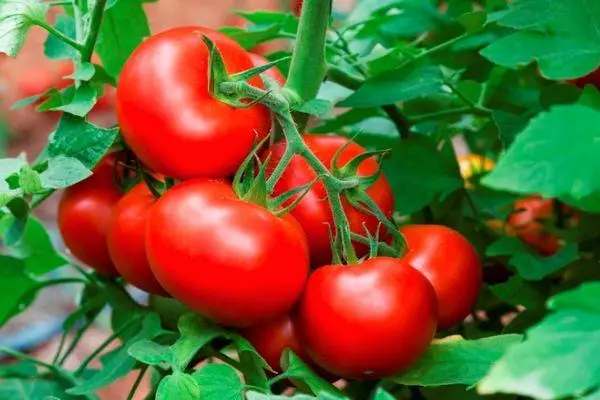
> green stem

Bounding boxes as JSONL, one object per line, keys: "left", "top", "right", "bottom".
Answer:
{"left": 81, "top": 0, "right": 108, "bottom": 62}
{"left": 205, "top": 347, "right": 243, "bottom": 369}
{"left": 127, "top": 366, "right": 148, "bottom": 400}
{"left": 284, "top": 0, "right": 331, "bottom": 103}
{"left": 59, "top": 309, "right": 102, "bottom": 366}
{"left": 35, "top": 20, "right": 85, "bottom": 53}
{"left": 409, "top": 106, "right": 490, "bottom": 124}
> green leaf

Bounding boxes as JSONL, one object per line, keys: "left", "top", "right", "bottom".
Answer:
{"left": 1, "top": 199, "right": 29, "bottom": 245}
{"left": 18, "top": 164, "right": 42, "bottom": 195}
{"left": 394, "top": 335, "right": 522, "bottom": 387}
{"left": 0, "top": 0, "right": 48, "bottom": 57}
{"left": 281, "top": 350, "right": 344, "bottom": 398}
{"left": 482, "top": 105, "right": 600, "bottom": 213}
{"left": 478, "top": 282, "right": 600, "bottom": 399}
{"left": 490, "top": 276, "right": 548, "bottom": 309}
{"left": 48, "top": 114, "right": 118, "bottom": 169}
{"left": 96, "top": 0, "right": 151, "bottom": 77}
{"left": 0, "top": 256, "right": 37, "bottom": 326}
{"left": 292, "top": 99, "right": 334, "bottom": 117}
{"left": 491, "top": 110, "right": 529, "bottom": 148}
{"left": 54, "top": 84, "right": 98, "bottom": 117}
{"left": 0, "top": 379, "right": 79, "bottom": 400}
{"left": 481, "top": 0, "right": 600, "bottom": 79}
{"left": 128, "top": 340, "right": 171, "bottom": 367}
{"left": 372, "top": 388, "right": 396, "bottom": 400}
{"left": 246, "top": 393, "right": 316, "bottom": 400}
{"left": 39, "top": 156, "right": 92, "bottom": 189}
{"left": 192, "top": 364, "right": 243, "bottom": 400}
{"left": 66, "top": 62, "right": 96, "bottom": 81}
{"left": 0, "top": 156, "right": 26, "bottom": 192}
{"left": 486, "top": 237, "right": 579, "bottom": 281}
{"left": 170, "top": 313, "right": 225, "bottom": 371}
{"left": 420, "top": 385, "right": 514, "bottom": 400}
{"left": 340, "top": 63, "right": 444, "bottom": 107}
{"left": 0, "top": 361, "right": 38, "bottom": 378}
{"left": 43, "top": 13, "right": 76, "bottom": 60}
{"left": 68, "top": 313, "right": 163, "bottom": 395}
{"left": 156, "top": 371, "right": 200, "bottom": 400}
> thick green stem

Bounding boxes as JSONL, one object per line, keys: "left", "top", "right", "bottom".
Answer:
{"left": 81, "top": 0, "right": 108, "bottom": 62}
{"left": 284, "top": 0, "right": 331, "bottom": 104}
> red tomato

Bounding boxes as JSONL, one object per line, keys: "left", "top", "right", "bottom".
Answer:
{"left": 399, "top": 225, "right": 481, "bottom": 330}
{"left": 508, "top": 196, "right": 577, "bottom": 256}
{"left": 107, "top": 183, "right": 167, "bottom": 296}
{"left": 242, "top": 314, "right": 307, "bottom": 372}
{"left": 146, "top": 179, "right": 310, "bottom": 328}
{"left": 17, "top": 61, "right": 73, "bottom": 98}
{"left": 265, "top": 135, "right": 394, "bottom": 267}
{"left": 248, "top": 53, "right": 286, "bottom": 86}
{"left": 293, "top": 0, "right": 303, "bottom": 15}
{"left": 298, "top": 257, "right": 438, "bottom": 379}
{"left": 58, "top": 154, "right": 122, "bottom": 275}
{"left": 571, "top": 68, "right": 600, "bottom": 89}
{"left": 117, "top": 27, "right": 272, "bottom": 180}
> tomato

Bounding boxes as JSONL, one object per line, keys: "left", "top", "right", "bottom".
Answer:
{"left": 248, "top": 53, "right": 286, "bottom": 86}
{"left": 265, "top": 135, "right": 395, "bottom": 267}
{"left": 298, "top": 257, "right": 438, "bottom": 379}
{"left": 399, "top": 225, "right": 481, "bottom": 330}
{"left": 58, "top": 154, "right": 122, "bottom": 275}
{"left": 508, "top": 196, "right": 578, "bottom": 256}
{"left": 242, "top": 314, "right": 307, "bottom": 372}
{"left": 571, "top": 68, "right": 600, "bottom": 89}
{"left": 107, "top": 183, "right": 167, "bottom": 295}
{"left": 457, "top": 154, "right": 495, "bottom": 188}
{"left": 17, "top": 61, "right": 73, "bottom": 98}
{"left": 293, "top": 0, "right": 303, "bottom": 15}
{"left": 146, "top": 179, "right": 310, "bottom": 327}
{"left": 117, "top": 27, "right": 272, "bottom": 180}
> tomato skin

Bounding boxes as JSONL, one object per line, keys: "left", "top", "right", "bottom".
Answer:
{"left": 242, "top": 314, "right": 306, "bottom": 372}
{"left": 298, "top": 257, "right": 438, "bottom": 379}
{"left": 572, "top": 68, "right": 600, "bottom": 89}
{"left": 400, "top": 225, "right": 481, "bottom": 330}
{"left": 58, "top": 155, "right": 121, "bottom": 275}
{"left": 265, "top": 135, "right": 395, "bottom": 267}
{"left": 293, "top": 0, "right": 303, "bottom": 15}
{"left": 248, "top": 53, "right": 286, "bottom": 86}
{"left": 107, "top": 183, "right": 167, "bottom": 296}
{"left": 146, "top": 179, "right": 310, "bottom": 328}
{"left": 117, "top": 27, "right": 272, "bottom": 180}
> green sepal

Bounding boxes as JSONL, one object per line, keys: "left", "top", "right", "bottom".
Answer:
{"left": 229, "top": 56, "right": 291, "bottom": 83}
{"left": 272, "top": 175, "right": 322, "bottom": 216}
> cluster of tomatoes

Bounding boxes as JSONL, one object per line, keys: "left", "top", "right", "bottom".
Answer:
{"left": 58, "top": 26, "right": 482, "bottom": 380}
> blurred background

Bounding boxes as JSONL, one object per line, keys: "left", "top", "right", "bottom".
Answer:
{"left": 0, "top": 0, "right": 350, "bottom": 398}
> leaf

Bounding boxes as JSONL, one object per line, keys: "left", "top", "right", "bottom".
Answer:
{"left": 340, "top": 63, "right": 444, "bottom": 107}
{"left": 192, "top": 364, "right": 244, "bottom": 400}
{"left": 486, "top": 237, "right": 579, "bottom": 281}
{"left": 0, "top": 361, "right": 38, "bottom": 378}
{"left": 156, "top": 371, "right": 200, "bottom": 400}
{"left": 246, "top": 393, "right": 316, "bottom": 400}
{"left": 281, "top": 350, "right": 344, "bottom": 398}
{"left": 0, "top": 156, "right": 26, "bottom": 192}
{"left": 0, "top": 256, "right": 37, "bottom": 326}
{"left": 96, "top": 0, "right": 151, "bottom": 77}
{"left": 292, "top": 99, "right": 334, "bottom": 117}
{"left": 481, "top": 0, "right": 600, "bottom": 79}
{"left": 39, "top": 156, "right": 91, "bottom": 189}
{"left": 482, "top": 105, "right": 600, "bottom": 212}
{"left": 394, "top": 335, "right": 522, "bottom": 387}
{"left": 54, "top": 84, "right": 98, "bottom": 117}
{"left": 372, "top": 388, "right": 396, "bottom": 400}
{"left": 478, "top": 282, "right": 600, "bottom": 400}
{"left": 66, "top": 62, "right": 96, "bottom": 81}
{"left": 43, "top": 13, "right": 76, "bottom": 60}
{"left": 170, "top": 313, "right": 225, "bottom": 371}
{"left": 18, "top": 164, "right": 42, "bottom": 194}
{"left": 0, "top": 379, "right": 79, "bottom": 400}
{"left": 491, "top": 110, "right": 529, "bottom": 148}
{"left": 68, "top": 313, "right": 163, "bottom": 395}
{"left": 0, "top": 0, "right": 48, "bottom": 57}
{"left": 48, "top": 114, "right": 118, "bottom": 169}
{"left": 490, "top": 275, "right": 548, "bottom": 309}
{"left": 128, "top": 340, "right": 171, "bottom": 367}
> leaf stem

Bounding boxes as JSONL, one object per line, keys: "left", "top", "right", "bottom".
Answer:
{"left": 127, "top": 366, "right": 148, "bottom": 400}
{"left": 34, "top": 20, "right": 85, "bottom": 53}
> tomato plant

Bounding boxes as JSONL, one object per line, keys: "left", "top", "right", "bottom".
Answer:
{"left": 1, "top": 0, "right": 600, "bottom": 399}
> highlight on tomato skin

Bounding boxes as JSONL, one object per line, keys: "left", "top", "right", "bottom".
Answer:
{"left": 57, "top": 154, "right": 122, "bottom": 276}
{"left": 298, "top": 256, "right": 438, "bottom": 380}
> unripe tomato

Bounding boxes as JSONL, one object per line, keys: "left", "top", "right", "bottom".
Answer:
{"left": 457, "top": 154, "right": 495, "bottom": 188}
{"left": 298, "top": 257, "right": 438, "bottom": 379}
{"left": 265, "top": 135, "right": 395, "bottom": 267}
{"left": 400, "top": 225, "right": 482, "bottom": 330}
{"left": 58, "top": 154, "right": 122, "bottom": 275}
{"left": 117, "top": 27, "right": 272, "bottom": 180}
{"left": 248, "top": 53, "right": 286, "bottom": 86}
{"left": 107, "top": 183, "right": 167, "bottom": 296}
{"left": 146, "top": 179, "right": 310, "bottom": 328}
{"left": 242, "top": 314, "right": 306, "bottom": 372}
{"left": 508, "top": 196, "right": 578, "bottom": 256}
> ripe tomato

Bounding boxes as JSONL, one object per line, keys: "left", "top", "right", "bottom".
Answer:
{"left": 17, "top": 61, "right": 73, "bottom": 99}
{"left": 571, "top": 68, "right": 600, "bottom": 89}
{"left": 58, "top": 154, "right": 122, "bottom": 275}
{"left": 146, "top": 179, "right": 310, "bottom": 328}
{"left": 508, "top": 196, "right": 578, "bottom": 256}
{"left": 248, "top": 53, "right": 286, "bottom": 86}
{"left": 298, "top": 257, "right": 438, "bottom": 379}
{"left": 242, "top": 314, "right": 306, "bottom": 372}
{"left": 293, "top": 0, "right": 303, "bottom": 15}
{"left": 107, "top": 183, "right": 167, "bottom": 296}
{"left": 399, "top": 225, "right": 481, "bottom": 330}
{"left": 457, "top": 154, "right": 495, "bottom": 188}
{"left": 117, "top": 27, "right": 272, "bottom": 180}
{"left": 265, "top": 135, "right": 395, "bottom": 267}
